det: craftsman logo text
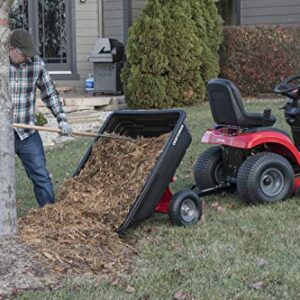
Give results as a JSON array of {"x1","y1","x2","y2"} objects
[{"x1": 172, "y1": 125, "x2": 184, "y2": 146}]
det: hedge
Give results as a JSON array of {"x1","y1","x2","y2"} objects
[{"x1": 219, "y1": 25, "x2": 300, "y2": 95}]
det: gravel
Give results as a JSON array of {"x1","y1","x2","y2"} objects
[{"x1": 38, "y1": 110, "x2": 112, "y2": 147}]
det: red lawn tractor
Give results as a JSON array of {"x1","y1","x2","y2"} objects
[{"x1": 193, "y1": 74, "x2": 300, "y2": 204}]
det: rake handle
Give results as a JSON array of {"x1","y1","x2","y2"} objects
[{"x1": 13, "y1": 123, "x2": 100, "y2": 138}]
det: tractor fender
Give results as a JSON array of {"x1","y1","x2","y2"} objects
[{"x1": 202, "y1": 129, "x2": 300, "y2": 165}]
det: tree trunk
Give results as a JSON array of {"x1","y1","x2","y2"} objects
[{"x1": 0, "y1": 0, "x2": 17, "y2": 236}]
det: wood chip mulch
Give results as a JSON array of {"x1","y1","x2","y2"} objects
[{"x1": 18, "y1": 134, "x2": 169, "y2": 278}]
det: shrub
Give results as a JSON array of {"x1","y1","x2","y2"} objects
[
  {"x1": 122, "y1": 0, "x2": 223, "y2": 108},
  {"x1": 121, "y1": 0, "x2": 168, "y2": 108},
  {"x1": 36, "y1": 112, "x2": 47, "y2": 126},
  {"x1": 220, "y1": 25, "x2": 300, "y2": 95},
  {"x1": 162, "y1": 0, "x2": 204, "y2": 107},
  {"x1": 191, "y1": 0, "x2": 223, "y2": 82}
]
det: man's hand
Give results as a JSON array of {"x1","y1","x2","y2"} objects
[{"x1": 58, "y1": 121, "x2": 73, "y2": 136}]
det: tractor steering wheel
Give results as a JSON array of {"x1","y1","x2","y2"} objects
[{"x1": 274, "y1": 73, "x2": 300, "y2": 100}]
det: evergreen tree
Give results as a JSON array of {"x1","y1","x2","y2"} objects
[
  {"x1": 190, "y1": 0, "x2": 223, "y2": 82},
  {"x1": 203, "y1": 0, "x2": 223, "y2": 53},
  {"x1": 162, "y1": 0, "x2": 204, "y2": 106},
  {"x1": 121, "y1": 0, "x2": 168, "y2": 108},
  {"x1": 122, "y1": 0, "x2": 223, "y2": 108}
]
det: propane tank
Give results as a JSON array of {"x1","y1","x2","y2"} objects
[{"x1": 85, "y1": 74, "x2": 94, "y2": 92}]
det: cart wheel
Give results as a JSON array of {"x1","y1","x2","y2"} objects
[
  {"x1": 194, "y1": 146, "x2": 225, "y2": 190},
  {"x1": 169, "y1": 189, "x2": 202, "y2": 226},
  {"x1": 237, "y1": 152, "x2": 294, "y2": 204}
]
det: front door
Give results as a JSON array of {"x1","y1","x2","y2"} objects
[{"x1": 9, "y1": 0, "x2": 76, "y2": 78}]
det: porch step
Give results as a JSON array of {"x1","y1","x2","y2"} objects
[
  {"x1": 36, "y1": 94, "x2": 126, "y2": 110},
  {"x1": 63, "y1": 97, "x2": 110, "y2": 107}
]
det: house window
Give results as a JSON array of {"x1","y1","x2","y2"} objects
[{"x1": 9, "y1": 0, "x2": 78, "y2": 79}]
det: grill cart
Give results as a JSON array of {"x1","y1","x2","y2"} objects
[{"x1": 87, "y1": 38, "x2": 124, "y2": 95}]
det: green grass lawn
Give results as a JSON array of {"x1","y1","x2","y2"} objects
[{"x1": 17, "y1": 99, "x2": 300, "y2": 300}]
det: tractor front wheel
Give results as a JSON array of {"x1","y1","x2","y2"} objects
[{"x1": 194, "y1": 146, "x2": 225, "y2": 190}]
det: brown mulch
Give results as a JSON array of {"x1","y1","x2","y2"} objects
[{"x1": 18, "y1": 134, "x2": 169, "y2": 279}]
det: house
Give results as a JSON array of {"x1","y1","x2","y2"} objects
[
  {"x1": 13, "y1": 0, "x2": 300, "y2": 91},
  {"x1": 11, "y1": 0, "x2": 128, "y2": 91}
]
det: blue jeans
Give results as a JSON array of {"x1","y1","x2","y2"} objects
[{"x1": 15, "y1": 131, "x2": 55, "y2": 207}]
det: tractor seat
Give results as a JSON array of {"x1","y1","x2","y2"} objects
[{"x1": 207, "y1": 79, "x2": 276, "y2": 127}]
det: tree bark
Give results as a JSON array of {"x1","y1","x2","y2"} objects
[{"x1": 0, "y1": 0, "x2": 17, "y2": 236}]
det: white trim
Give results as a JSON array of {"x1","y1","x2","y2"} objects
[{"x1": 49, "y1": 71, "x2": 72, "y2": 75}]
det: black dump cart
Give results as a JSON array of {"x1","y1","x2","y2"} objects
[{"x1": 73, "y1": 109, "x2": 202, "y2": 233}]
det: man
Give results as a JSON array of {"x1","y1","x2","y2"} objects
[{"x1": 9, "y1": 28, "x2": 73, "y2": 207}]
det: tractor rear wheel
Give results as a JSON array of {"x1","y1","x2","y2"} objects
[{"x1": 237, "y1": 152, "x2": 294, "y2": 204}]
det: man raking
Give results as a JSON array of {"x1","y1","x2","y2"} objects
[{"x1": 9, "y1": 28, "x2": 72, "y2": 207}]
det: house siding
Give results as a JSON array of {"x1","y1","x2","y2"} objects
[
  {"x1": 129, "y1": 0, "x2": 300, "y2": 26},
  {"x1": 103, "y1": 0, "x2": 124, "y2": 42},
  {"x1": 241, "y1": 0, "x2": 300, "y2": 25},
  {"x1": 57, "y1": 0, "x2": 102, "y2": 89},
  {"x1": 56, "y1": 0, "x2": 300, "y2": 90},
  {"x1": 131, "y1": 0, "x2": 145, "y2": 22}
]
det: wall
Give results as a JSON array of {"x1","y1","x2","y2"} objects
[
  {"x1": 57, "y1": 0, "x2": 102, "y2": 90},
  {"x1": 103, "y1": 0, "x2": 124, "y2": 42},
  {"x1": 241, "y1": 0, "x2": 300, "y2": 25},
  {"x1": 131, "y1": 0, "x2": 145, "y2": 23}
]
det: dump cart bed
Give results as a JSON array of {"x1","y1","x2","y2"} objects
[{"x1": 73, "y1": 109, "x2": 192, "y2": 233}]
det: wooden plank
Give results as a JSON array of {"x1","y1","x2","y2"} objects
[
  {"x1": 104, "y1": 2, "x2": 123, "y2": 10},
  {"x1": 64, "y1": 97, "x2": 111, "y2": 107},
  {"x1": 76, "y1": 45, "x2": 96, "y2": 55},
  {"x1": 76, "y1": 27, "x2": 98, "y2": 37},
  {"x1": 76, "y1": 36, "x2": 99, "y2": 45},
  {"x1": 77, "y1": 61, "x2": 94, "y2": 70},
  {"x1": 242, "y1": 14, "x2": 300, "y2": 25},
  {"x1": 103, "y1": 18, "x2": 123, "y2": 27},
  {"x1": 77, "y1": 52, "x2": 94, "y2": 61},
  {"x1": 242, "y1": 6, "x2": 300, "y2": 17},
  {"x1": 76, "y1": 11, "x2": 98, "y2": 20},
  {"x1": 241, "y1": 0, "x2": 300, "y2": 9},
  {"x1": 103, "y1": 10, "x2": 123, "y2": 20},
  {"x1": 131, "y1": 0, "x2": 145, "y2": 22},
  {"x1": 131, "y1": 0, "x2": 145, "y2": 10},
  {"x1": 103, "y1": 0, "x2": 124, "y2": 42},
  {"x1": 75, "y1": 2, "x2": 98, "y2": 11},
  {"x1": 76, "y1": 19, "x2": 99, "y2": 28}
]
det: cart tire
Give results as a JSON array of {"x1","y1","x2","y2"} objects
[
  {"x1": 237, "y1": 152, "x2": 294, "y2": 204},
  {"x1": 194, "y1": 146, "x2": 225, "y2": 190},
  {"x1": 169, "y1": 189, "x2": 202, "y2": 226}
]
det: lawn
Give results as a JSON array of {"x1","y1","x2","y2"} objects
[{"x1": 17, "y1": 99, "x2": 300, "y2": 299}]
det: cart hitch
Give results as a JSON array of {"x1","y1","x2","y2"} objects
[{"x1": 192, "y1": 182, "x2": 232, "y2": 197}]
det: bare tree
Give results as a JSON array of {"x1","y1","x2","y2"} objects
[{"x1": 0, "y1": 0, "x2": 17, "y2": 236}]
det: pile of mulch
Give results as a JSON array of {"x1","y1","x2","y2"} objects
[{"x1": 18, "y1": 133, "x2": 169, "y2": 278}]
